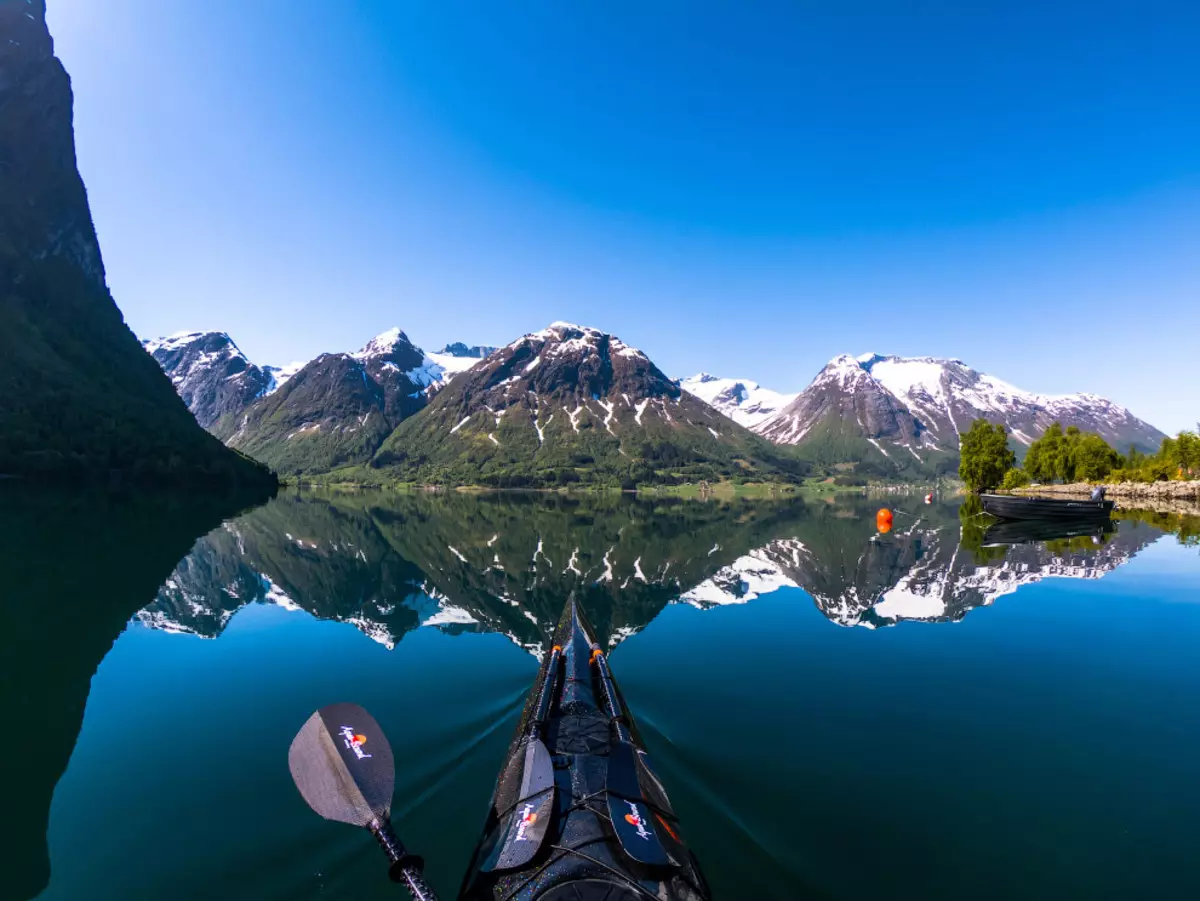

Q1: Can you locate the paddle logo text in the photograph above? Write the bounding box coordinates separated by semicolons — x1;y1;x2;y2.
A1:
339;725;372;760
624;802;652;840
515;804;538;841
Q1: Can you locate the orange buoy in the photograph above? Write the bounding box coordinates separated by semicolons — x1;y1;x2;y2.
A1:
876;508;893;533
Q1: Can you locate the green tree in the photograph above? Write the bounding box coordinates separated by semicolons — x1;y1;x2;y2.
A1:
958;419;1016;492
1024;422;1064;482
1073;433;1121;481
1167;430;1200;476
1001;468;1031;490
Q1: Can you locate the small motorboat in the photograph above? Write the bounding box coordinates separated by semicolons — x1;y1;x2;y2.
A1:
980;493;1114;522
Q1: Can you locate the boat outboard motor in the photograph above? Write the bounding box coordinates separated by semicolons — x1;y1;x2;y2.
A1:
1090;485;1107;501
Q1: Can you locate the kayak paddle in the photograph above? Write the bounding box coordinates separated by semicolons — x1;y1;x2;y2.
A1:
481;644;562;872
288;702;439;901
590;645;678;868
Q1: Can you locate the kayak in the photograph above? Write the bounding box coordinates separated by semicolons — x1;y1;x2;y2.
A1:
458;598;712;901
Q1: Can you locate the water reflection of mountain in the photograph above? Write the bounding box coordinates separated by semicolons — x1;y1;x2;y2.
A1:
686;501;1163;628
140;492;813;653
142;494;1166;655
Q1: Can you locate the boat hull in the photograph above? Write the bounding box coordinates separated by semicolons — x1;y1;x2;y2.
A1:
459;598;710;901
980;493;1114;522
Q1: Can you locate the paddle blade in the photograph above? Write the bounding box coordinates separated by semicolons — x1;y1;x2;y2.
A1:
606;742;676;867
481;738;555;872
288;702;395;827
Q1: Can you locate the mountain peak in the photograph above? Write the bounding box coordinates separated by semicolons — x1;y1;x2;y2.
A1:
437;342;498;359
816;354;881;387
755;351;1165;459
143;330;241;358
353;327;412;360
143;330;276;429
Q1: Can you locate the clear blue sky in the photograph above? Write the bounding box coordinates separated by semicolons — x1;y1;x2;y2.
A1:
49;0;1199;432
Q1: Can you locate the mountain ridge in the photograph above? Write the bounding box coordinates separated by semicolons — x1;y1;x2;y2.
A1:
739;352;1165;473
371;321;810;487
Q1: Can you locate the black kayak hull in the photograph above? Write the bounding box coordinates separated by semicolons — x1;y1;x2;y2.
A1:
459;598;711;901
980;493;1114;522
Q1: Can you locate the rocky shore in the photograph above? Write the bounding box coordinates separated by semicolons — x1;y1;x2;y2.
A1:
1016;481;1200;515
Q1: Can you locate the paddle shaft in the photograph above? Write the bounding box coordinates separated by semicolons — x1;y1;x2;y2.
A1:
529;645;562;740
591;646;634;744
369;818;439;901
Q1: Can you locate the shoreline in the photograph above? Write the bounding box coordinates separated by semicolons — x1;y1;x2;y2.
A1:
1015;481;1200;515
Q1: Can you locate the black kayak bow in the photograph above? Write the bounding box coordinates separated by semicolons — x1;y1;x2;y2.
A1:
288;702;439;901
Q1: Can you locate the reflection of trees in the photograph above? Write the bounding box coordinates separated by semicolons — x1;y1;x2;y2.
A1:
958;494;1008;565
733;496;1161;627
1116;508;1200;552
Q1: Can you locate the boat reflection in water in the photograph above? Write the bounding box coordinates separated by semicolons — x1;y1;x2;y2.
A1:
982;517;1116;547
138;491;1165;650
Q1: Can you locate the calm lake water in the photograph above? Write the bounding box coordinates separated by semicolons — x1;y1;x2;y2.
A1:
6;489;1200;901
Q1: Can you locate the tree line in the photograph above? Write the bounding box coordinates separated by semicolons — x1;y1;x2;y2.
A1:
958;419;1200;492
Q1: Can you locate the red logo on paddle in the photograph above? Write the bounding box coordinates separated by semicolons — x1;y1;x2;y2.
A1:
624;803;652;840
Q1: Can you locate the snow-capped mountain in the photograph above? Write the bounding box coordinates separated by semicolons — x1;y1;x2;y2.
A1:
213;327;442;474
678;373;797;429
756;354;926;458
373;322;804;485
143;331;277;429
755;353;1165;463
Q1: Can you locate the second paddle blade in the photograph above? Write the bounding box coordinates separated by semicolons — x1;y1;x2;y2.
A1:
288;702;396;827
482;737;556;872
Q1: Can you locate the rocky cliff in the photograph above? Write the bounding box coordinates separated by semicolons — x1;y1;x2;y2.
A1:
0;2;273;488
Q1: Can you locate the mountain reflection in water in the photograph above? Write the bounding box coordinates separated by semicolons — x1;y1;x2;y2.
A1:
140;491;1164;651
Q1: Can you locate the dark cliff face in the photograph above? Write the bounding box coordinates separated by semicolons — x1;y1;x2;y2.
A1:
0;2;274;488
0;0;104;288
144;332;275;429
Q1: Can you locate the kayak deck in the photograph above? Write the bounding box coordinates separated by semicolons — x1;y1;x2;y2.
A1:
459;598;711;901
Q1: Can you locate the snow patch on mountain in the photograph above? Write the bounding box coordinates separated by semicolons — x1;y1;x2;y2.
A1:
264;361;305;395
679;373;797;429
